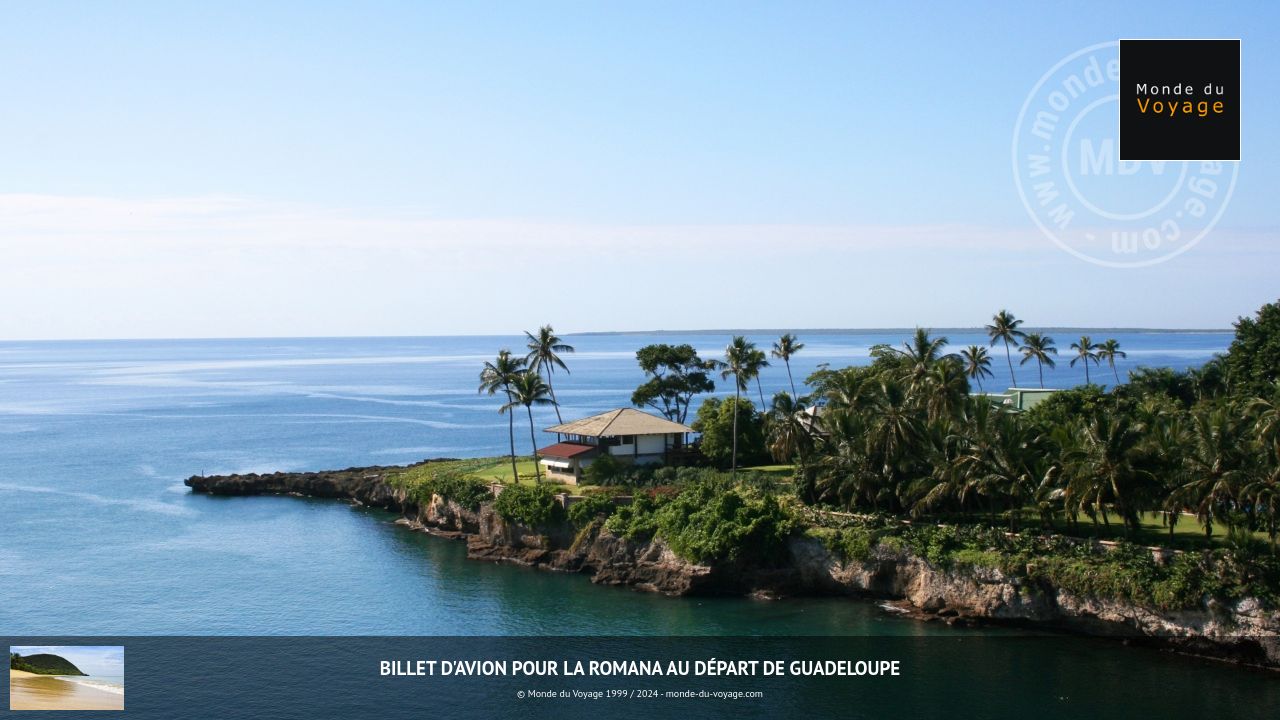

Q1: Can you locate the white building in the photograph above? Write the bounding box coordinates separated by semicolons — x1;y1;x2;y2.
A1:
537;408;694;484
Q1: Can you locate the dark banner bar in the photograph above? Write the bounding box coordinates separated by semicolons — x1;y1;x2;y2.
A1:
5;636;1278;719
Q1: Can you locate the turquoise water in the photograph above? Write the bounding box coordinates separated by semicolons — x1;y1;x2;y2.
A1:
5;331;1278;714
0;331;1232;635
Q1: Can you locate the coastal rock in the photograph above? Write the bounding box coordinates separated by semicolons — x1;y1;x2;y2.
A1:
185;464;1280;669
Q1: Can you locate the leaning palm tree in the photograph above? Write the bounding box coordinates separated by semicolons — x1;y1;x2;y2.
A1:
986;310;1026;388
1097;339;1127;385
479;349;526;483
1070;335;1099;385
747;348;771;409
960;345;994;392
771;333;805;397
720;336;757;478
1019;332;1058;388
501;371;556;484
524;325;574;423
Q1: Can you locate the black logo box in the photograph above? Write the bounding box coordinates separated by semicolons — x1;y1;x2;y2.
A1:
1119;39;1240;161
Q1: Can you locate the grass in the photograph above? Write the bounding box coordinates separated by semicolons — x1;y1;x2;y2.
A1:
741;464;795;478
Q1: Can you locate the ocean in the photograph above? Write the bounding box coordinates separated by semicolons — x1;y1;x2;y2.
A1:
3;331;1277;718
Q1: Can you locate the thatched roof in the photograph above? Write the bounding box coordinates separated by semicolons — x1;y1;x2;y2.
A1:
545;408;693;437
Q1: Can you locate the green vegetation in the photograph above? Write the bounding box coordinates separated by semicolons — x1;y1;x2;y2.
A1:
692;396;767;468
602;477;794;564
10;652;86;676
388;459;494;510
630;343;717;424
493;484;565;527
456;303;1280;612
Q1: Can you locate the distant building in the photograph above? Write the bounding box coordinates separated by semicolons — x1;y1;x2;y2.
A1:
979;387;1060;411
537;408;694;484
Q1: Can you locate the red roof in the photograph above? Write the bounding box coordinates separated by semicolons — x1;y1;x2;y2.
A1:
537;442;598;459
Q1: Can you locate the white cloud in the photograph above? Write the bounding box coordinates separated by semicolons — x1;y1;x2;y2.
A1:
0;194;1269;339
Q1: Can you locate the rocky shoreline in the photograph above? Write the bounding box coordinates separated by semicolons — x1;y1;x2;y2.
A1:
185;462;1280;670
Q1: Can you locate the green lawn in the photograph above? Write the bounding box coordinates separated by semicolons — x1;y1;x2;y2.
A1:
1003;509;1272;549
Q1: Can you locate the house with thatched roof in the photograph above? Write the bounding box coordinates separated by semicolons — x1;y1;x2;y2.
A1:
538;408;694;483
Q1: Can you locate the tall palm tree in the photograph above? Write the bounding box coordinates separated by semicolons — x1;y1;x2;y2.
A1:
524;325;574;424
960;345;994;392
479;350;526;483
1019;333;1058;388
896;327;949;394
986;310;1026;388
1097;339;1127;385
720;336;757;478
771;333;805;397
747;348;770;410
1070;335;1099;385
501;371;556;484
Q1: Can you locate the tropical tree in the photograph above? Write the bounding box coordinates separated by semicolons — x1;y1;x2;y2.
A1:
1070;335;1099;385
479;350;527;482
1172;406;1252;538
1062;413;1153;534
1097;339;1127;385
630;344;715;423
960;345;994;392
771;333;805;397
1019;332;1058;388
501;371;556;484
896;328;949;392
720;336;759;477
765;391;814;464
524;325;574;423
986;310;1026;388
748;348;771;410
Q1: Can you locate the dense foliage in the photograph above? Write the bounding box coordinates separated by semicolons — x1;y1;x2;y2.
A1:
692;396;768;467
493;484;565;527
787;303;1280;555
631;343;717;424
603;479;794;564
390;460;492;510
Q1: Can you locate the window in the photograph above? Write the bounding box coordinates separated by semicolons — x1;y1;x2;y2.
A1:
619;435;634;445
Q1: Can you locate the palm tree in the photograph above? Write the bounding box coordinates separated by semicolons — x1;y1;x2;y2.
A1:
771;333;805;397
986;310;1026;388
960;345;994;392
1019;333;1058;388
1097;339;1127;385
765;391;813;464
501;371;556;484
897;328;949;386
720;336;757;478
524;325;574;423
747;348;771;410
479;350;526;483
1070;335;1099;385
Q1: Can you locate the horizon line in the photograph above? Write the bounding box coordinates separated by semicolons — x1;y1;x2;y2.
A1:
0;326;1234;343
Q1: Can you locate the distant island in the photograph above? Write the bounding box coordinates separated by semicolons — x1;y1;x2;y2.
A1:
10;652;86;676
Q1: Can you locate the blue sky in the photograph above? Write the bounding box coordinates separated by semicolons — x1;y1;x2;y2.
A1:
0;1;1275;338
11;646;124;677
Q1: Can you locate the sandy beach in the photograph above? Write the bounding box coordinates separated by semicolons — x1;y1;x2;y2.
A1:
9;668;124;711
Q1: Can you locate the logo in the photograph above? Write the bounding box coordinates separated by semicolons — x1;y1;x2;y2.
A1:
1012;41;1238;268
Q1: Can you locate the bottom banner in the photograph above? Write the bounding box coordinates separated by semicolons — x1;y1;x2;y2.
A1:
5;636;1278;719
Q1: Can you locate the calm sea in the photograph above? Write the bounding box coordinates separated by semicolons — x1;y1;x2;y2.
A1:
3;331;1275;716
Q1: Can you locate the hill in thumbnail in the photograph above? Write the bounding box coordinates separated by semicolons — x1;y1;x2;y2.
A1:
10;652;87;676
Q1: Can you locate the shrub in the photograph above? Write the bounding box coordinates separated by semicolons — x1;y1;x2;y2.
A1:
391;463;491;510
567;495;616;525
604;492;667;540
583;453;625;485
653;481;796;564
493;484;564;528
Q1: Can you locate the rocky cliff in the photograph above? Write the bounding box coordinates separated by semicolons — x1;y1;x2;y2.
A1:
185;465;1280;669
